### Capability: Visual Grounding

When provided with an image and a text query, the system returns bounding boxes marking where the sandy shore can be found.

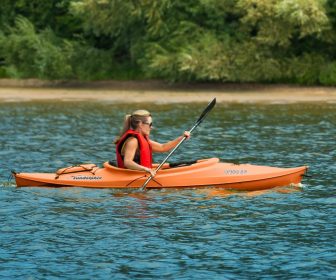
[0,79,335,103]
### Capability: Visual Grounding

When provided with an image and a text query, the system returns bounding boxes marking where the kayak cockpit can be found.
[103,158,220,173]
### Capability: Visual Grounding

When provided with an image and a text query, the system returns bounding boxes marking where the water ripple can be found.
[0,102,335,279]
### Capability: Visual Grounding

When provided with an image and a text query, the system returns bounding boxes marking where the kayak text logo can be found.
[71,176,102,180]
[224,169,248,175]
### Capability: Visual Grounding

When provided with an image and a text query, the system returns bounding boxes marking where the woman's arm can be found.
[123,138,155,176]
[151,131,190,153]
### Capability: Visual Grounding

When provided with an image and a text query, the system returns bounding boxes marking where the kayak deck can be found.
[13,158,308,191]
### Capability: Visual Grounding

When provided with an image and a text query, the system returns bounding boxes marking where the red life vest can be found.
[116,129,152,168]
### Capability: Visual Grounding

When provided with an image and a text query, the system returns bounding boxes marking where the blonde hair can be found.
[114,110,151,144]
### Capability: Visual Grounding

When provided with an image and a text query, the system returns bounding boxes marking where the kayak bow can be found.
[13,158,308,191]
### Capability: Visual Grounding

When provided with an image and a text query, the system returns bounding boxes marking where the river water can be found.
[0,101,335,279]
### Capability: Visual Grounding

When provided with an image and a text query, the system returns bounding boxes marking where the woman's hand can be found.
[183,131,191,139]
[144,167,156,177]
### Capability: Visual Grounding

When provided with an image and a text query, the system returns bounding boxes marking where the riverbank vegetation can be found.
[1,0,336,85]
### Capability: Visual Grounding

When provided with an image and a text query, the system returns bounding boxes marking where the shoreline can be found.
[0,79,336,103]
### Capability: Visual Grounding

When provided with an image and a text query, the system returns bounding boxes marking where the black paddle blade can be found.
[196,97,216,125]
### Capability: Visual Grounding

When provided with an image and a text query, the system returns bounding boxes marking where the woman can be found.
[115,110,190,176]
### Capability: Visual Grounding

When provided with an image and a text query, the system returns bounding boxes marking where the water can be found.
[0,101,335,279]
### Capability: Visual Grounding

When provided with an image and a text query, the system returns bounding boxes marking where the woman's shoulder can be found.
[121,136,138,154]
[124,136,138,146]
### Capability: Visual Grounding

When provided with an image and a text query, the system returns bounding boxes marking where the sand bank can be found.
[0,80,335,103]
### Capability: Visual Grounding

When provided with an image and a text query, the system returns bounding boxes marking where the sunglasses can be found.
[142,121,153,128]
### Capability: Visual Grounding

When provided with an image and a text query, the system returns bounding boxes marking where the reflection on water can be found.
[0,101,335,279]
[195,184,303,199]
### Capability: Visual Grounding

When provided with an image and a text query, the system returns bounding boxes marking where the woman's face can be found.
[139,116,153,136]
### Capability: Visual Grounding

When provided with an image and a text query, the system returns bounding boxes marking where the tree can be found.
[1,0,336,84]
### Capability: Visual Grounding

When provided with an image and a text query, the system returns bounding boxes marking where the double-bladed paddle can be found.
[140,97,217,191]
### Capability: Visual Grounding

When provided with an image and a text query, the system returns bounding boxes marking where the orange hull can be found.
[13,158,308,191]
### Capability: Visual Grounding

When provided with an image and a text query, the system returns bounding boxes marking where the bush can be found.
[1,17,73,79]
[286,54,325,85]
[319,62,336,85]
[0,16,127,80]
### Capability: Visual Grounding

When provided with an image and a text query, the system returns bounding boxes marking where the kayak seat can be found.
[108,160,118,167]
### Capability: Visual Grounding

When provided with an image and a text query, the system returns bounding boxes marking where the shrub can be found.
[319,62,336,85]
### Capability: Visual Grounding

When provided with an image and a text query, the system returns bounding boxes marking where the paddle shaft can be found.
[140,98,216,191]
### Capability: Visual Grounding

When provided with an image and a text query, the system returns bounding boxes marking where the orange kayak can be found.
[13,158,308,191]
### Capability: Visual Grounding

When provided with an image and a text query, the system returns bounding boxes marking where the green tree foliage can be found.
[0,17,72,79]
[0,0,81,38]
[1,0,336,84]
[0,16,116,80]
[237,0,329,46]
